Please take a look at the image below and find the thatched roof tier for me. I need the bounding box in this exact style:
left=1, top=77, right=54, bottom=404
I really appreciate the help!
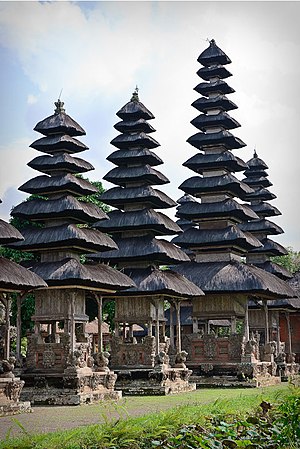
left=192, top=95, right=238, bottom=113
left=187, top=130, right=246, bottom=151
left=197, top=64, right=232, bottom=81
left=239, top=219, right=283, bottom=235
left=11, top=195, right=107, bottom=223
left=27, top=258, right=135, bottom=290
left=249, top=238, right=288, bottom=257
left=28, top=153, right=94, bottom=175
left=176, top=198, right=259, bottom=222
left=249, top=202, right=281, bottom=218
left=34, top=101, right=86, bottom=137
left=173, top=260, right=296, bottom=298
left=111, top=267, right=204, bottom=298
left=19, top=173, right=98, bottom=197
left=103, top=165, right=169, bottom=187
left=9, top=224, right=118, bottom=253
left=198, top=39, right=231, bottom=67
left=244, top=187, right=276, bottom=202
left=194, top=80, right=235, bottom=97
left=0, top=257, right=47, bottom=292
left=93, top=208, right=182, bottom=236
left=110, top=132, right=160, bottom=150
left=243, top=168, right=268, bottom=178
left=99, top=186, right=176, bottom=209
left=30, top=135, right=88, bottom=154
left=176, top=218, right=196, bottom=231
left=242, top=176, right=272, bottom=188
left=179, top=174, right=253, bottom=198
left=116, top=98, right=155, bottom=121
left=177, top=194, right=198, bottom=204
left=191, top=112, right=240, bottom=132
left=288, top=271, right=300, bottom=295
left=0, top=219, right=24, bottom=244
left=89, top=235, right=190, bottom=264
left=107, top=148, right=163, bottom=167
left=247, top=152, right=268, bottom=170
left=250, top=297, right=300, bottom=310
left=254, top=261, right=293, bottom=280
left=172, top=225, right=262, bottom=252
left=183, top=151, right=247, bottom=173
left=114, top=119, right=155, bottom=134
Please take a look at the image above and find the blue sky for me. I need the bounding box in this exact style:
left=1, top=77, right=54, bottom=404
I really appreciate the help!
left=0, top=1, right=299, bottom=249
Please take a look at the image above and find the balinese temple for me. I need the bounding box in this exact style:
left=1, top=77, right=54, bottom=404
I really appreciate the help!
left=8, top=100, right=135, bottom=405
left=240, top=150, right=299, bottom=376
left=172, top=39, right=296, bottom=386
left=0, top=199, right=46, bottom=415
left=89, top=89, right=204, bottom=395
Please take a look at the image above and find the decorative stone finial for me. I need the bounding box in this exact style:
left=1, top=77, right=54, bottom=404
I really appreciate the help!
left=209, top=38, right=216, bottom=45
left=131, top=85, right=139, bottom=102
left=253, top=149, right=258, bottom=158
left=54, top=98, right=65, bottom=115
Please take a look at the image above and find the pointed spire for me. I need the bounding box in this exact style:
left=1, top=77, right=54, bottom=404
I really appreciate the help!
left=131, top=86, right=139, bottom=102
left=54, top=98, right=65, bottom=115
left=253, top=149, right=258, bottom=158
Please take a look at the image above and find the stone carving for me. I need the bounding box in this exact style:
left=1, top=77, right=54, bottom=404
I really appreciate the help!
left=154, top=351, right=169, bottom=368
left=203, top=334, right=217, bottom=359
left=200, top=363, right=214, bottom=374
left=174, top=351, right=188, bottom=368
left=94, top=351, right=110, bottom=372
left=42, top=345, right=56, bottom=369
left=0, top=357, right=15, bottom=378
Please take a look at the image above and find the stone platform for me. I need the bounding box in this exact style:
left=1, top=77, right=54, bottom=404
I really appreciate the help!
left=0, top=377, right=31, bottom=416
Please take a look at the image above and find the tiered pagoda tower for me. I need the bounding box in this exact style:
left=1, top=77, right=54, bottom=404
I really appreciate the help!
left=172, top=39, right=295, bottom=385
left=89, top=89, right=203, bottom=395
left=9, top=99, right=135, bottom=405
left=0, top=199, right=46, bottom=414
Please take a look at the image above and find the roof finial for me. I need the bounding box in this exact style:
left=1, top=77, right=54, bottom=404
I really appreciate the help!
left=253, top=148, right=258, bottom=158
left=131, top=85, right=139, bottom=102
left=54, top=98, right=65, bottom=115
left=209, top=38, right=216, bottom=45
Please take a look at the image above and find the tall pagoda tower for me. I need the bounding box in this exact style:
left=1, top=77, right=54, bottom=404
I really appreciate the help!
left=173, top=39, right=295, bottom=385
left=89, top=89, right=203, bottom=395
left=0, top=199, right=46, bottom=414
left=9, top=99, right=135, bottom=405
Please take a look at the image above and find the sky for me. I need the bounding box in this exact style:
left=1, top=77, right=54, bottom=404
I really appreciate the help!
left=0, top=1, right=299, bottom=250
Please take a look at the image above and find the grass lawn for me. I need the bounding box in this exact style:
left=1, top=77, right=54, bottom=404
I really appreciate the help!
left=0, top=384, right=293, bottom=449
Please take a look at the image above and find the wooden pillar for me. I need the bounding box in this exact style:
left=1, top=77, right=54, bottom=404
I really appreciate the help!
left=147, top=320, right=152, bottom=336
left=155, top=300, right=160, bottom=355
left=231, top=316, right=236, bottom=334
left=4, top=295, right=10, bottom=360
left=70, top=291, right=76, bottom=353
left=192, top=317, right=198, bottom=334
left=97, top=295, right=103, bottom=353
left=175, top=300, right=182, bottom=353
left=169, top=303, right=175, bottom=349
left=285, top=312, right=292, bottom=354
left=129, top=324, right=133, bottom=339
left=276, top=311, right=281, bottom=353
left=263, top=300, right=269, bottom=344
left=244, top=301, right=250, bottom=341
left=115, top=322, right=119, bottom=337
left=16, top=294, right=22, bottom=361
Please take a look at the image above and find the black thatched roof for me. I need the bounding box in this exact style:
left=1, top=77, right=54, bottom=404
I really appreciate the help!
left=172, top=225, right=262, bottom=252
left=173, top=260, right=296, bottom=298
left=187, top=130, right=246, bottom=151
left=30, top=134, right=88, bottom=154
left=244, top=168, right=268, bottom=178
left=28, top=153, right=94, bottom=175
left=116, top=99, right=154, bottom=121
left=249, top=238, right=288, bottom=257
left=177, top=194, right=198, bottom=204
left=176, top=218, right=196, bottom=231
left=93, top=208, right=182, bottom=236
left=11, top=195, right=107, bottom=223
left=248, top=202, right=281, bottom=218
left=27, top=258, right=135, bottom=290
left=192, top=95, right=238, bottom=113
left=239, top=219, right=283, bottom=235
left=115, top=267, right=204, bottom=298
left=0, top=219, right=24, bottom=244
left=197, top=64, right=232, bottom=81
left=33, top=102, right=86, bottom=137
left=254, top=261, right=293, bottom=280
left=19, top=173, right=98, bottom=197
left=99, top=185, right=176, bottom=209
left=103, top=165, right=169, bottom=187
left=247, top=152, right=268, bottom=170
left=197, top=39, right=231, bottom=67
left=242, top=176, right=272, bottom=188
left=176, top=198, right=259, bottom=222
left=107, top=148, right=163, bottom=167
left=89, top=235, right=190, bottom=264
left=244, top=187, right=276, bottom=202
left=110, top=132, right=160, bottom=150
left=254, top=298, right=300, bottom=310
left=183, top=151, right=247, bottom=174
left=194, top=80, right=235, bottom=97
left=288, top=271, right=300, bottom=294
left=191, top=112, right=240, bottom=132
left=114, top=119, right=155, bottom=134
left=179, top=173, right=253, bottom=198
left=0, top=257, right=47, bottom=291
left=9, top=224, right=118, bottom=253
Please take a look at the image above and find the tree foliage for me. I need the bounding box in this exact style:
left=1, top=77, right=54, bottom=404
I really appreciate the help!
left=271, top=246, right=300, bottom=274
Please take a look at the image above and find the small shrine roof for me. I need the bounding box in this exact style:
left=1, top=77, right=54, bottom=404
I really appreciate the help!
left=248, top=201, right=281, bottom=218
left=197, top=39, right=231, bottom=67
left=194, top=79, right=235, bottom=96
left=0, top=218, right=24, bottom=244
left=191, top=112, right=240, bottom=132
left=116, top=98, right=154, bottom=121
left=249, top=238, right=288, bottom=257
left=110, top=132, right=160, bottom=150
left=242, top=176, right=272, bottom=188
left=183, top=151, right=247, bottom=173
left=0, top=257, right=47, bottom=292
left=192, top=95, right=238, bottom=113
left=99, top=185, right=176, bottom=209
left=197, top=64, right=232, bottom=81
left=187, top=130, right=246, bottom=151
left=114, top=118, right=155, bottom=134
left=93, top=208, right=182, bottom=236
left=28, top=153, right=94, bottom=175
left=247, top=151, right=268, bottom=170
left=103, top=164, right=169, bottom=187
left=30, top=134, right=88, bottom=155
left=253, top=261, right=293, bottom=280
left=244, top=187, right=276, bottom=202
left=107, top=148, right=163, bottom=167
left=239, top=218, right=283, bottom=235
